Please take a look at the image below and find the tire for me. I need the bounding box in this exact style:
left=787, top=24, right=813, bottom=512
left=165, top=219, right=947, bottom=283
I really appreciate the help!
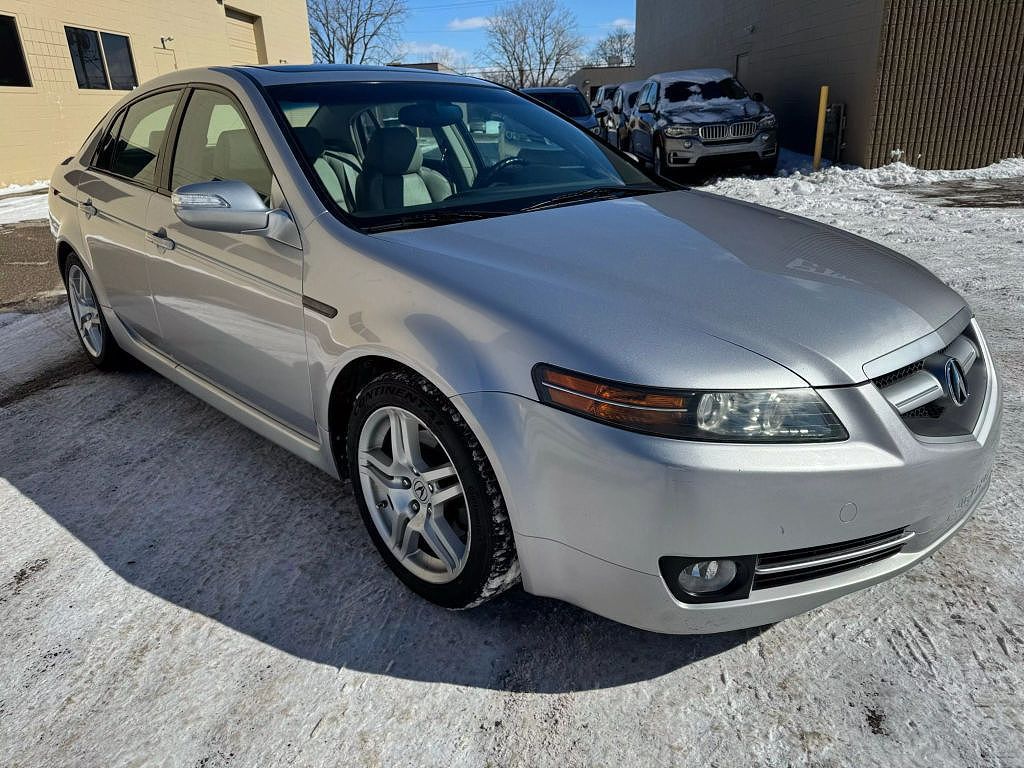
left=755, top=153, right=779, bottom=176
left=346, top=370, right=520, bottom=609
left=63, top=252, right=130, bottom=370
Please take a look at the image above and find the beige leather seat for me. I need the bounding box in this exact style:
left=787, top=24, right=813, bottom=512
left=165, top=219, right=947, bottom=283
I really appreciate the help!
left=293, top=126, right=356, bottom=210
left=213, top=129, right=273, bottom=200
left=355, top=127, right=452, bottom=212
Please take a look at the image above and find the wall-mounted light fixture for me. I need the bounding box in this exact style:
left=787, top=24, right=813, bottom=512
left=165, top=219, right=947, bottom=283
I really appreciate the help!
left=160, top=36, right=174, bottom=49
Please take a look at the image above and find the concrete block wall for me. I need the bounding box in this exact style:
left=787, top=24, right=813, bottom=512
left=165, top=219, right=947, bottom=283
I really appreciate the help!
left=0, top=0, right=312, bottom=186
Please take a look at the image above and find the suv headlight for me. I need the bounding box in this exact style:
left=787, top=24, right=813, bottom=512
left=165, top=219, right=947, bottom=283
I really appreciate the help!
left=758, top=114, right=777, bottom=130
left=664, top=124, right=698, bottom=138
left=534, top=365, right=847, bottom=442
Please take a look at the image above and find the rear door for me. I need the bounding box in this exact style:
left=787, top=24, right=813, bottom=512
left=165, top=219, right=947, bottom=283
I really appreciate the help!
left=77, top=88, right=183, bottom=344
left=146, top=86, right=315, bottom=436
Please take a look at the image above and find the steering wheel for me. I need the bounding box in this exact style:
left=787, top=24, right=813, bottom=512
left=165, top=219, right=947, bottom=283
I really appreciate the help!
left=475, top=156, right=529, bottom=188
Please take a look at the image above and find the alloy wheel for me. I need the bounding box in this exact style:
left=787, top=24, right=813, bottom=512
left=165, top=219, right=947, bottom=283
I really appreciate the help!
left=357, top=406, right=470, bottom=583
left=67, top=264, right=103, bottom=357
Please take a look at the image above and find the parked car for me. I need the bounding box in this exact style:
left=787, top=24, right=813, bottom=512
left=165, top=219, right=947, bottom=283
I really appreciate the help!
left=628, top=68, right=779, bottom=175
left=50, top=65, right=1000, bottom=634
left=590, top=84, right=620, bottom=140
left=521, top=86, right=601, bottom=134
left=606, top=79, right=645, bottom=149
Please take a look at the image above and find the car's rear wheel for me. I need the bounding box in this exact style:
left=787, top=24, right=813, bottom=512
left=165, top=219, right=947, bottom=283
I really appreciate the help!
left=346, top=370, right=519, bottom=608
left=64, top=254, right=129, bottom=370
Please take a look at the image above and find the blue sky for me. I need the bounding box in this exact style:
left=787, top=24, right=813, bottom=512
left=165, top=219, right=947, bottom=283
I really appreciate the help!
left=398, top=0, right=636, bottom=73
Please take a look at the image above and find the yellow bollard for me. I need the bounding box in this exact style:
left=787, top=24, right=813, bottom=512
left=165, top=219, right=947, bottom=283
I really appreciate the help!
left=812, top=85, right=829, bottom=171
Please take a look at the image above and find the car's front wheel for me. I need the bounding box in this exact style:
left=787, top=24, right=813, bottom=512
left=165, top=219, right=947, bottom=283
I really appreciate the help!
left=346, top=370, right=520, bottom=608
left=63, top=253, right=129, bottom=370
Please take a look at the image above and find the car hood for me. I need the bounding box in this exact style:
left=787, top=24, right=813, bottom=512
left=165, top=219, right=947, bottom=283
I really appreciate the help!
left=660, top=98, right=767, bottom=124
left=572, top=114, right=598, bottom=129
left=375, top=190, right=967, bottom=388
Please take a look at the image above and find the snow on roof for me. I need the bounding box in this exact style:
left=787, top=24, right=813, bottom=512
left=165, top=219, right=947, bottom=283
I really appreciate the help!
left=648, top=68, right=734, bottom=84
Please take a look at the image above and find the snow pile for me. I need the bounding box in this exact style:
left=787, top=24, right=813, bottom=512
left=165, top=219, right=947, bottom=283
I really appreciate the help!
left=706, top=155, right=1024, bottom=206
left=0, top=180, right=48, bottom=197
left=0, top=192, right=48, bottom=225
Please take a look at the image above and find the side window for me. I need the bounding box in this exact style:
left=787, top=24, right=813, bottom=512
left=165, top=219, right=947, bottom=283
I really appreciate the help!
left=171, top=89, right=272, bottom=203
left=354, top=110, right=380, bottom=153
left=93, top=110, right=126, bottom=171
left=102, top=90, right=180, bottom=186
left=0, top=14, right=31, bottom=87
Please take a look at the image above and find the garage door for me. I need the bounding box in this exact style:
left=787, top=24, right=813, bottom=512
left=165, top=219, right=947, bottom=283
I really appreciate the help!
left=224, top=8, right=263, bottom=65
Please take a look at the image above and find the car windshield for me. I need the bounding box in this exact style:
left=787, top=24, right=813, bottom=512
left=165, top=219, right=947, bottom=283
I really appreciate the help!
left=663, top=78, right=749, bottom=103
left=268, top=81, right=660, bottom=231
left=525, top=90, right=592, bottom=117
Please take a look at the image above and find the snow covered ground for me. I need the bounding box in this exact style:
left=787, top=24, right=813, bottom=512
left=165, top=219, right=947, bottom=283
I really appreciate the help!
left=1, top=161, right=1022, bottom=766
left=0, top=182, right=49, bottom=226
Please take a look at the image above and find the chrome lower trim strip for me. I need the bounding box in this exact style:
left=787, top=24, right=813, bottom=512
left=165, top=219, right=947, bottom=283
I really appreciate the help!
left=754, top=530, right=916, bottom=575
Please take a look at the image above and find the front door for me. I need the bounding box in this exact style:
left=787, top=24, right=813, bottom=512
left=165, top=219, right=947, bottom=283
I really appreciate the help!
left=78, top=88, right=182, bottom=345
left=146, top=87, right=315, bottom=436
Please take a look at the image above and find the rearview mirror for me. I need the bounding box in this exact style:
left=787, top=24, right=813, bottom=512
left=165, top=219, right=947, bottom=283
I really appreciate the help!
left=172, top=180, right=301, bottom=249
left=752, top=92, right=764, bottom=102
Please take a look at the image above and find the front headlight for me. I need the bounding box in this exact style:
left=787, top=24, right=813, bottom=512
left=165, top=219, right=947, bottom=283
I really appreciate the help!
left=758, top=114, right=777, bottom=130
left=534, top=365, right=847, bottom=442
left=664, top=124, right=698, bottom=138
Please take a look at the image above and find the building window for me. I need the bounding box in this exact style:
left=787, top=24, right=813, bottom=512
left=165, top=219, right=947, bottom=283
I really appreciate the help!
left=0, top=14, right=32, bottom=87
left=65, top=26, right=137, bottom=90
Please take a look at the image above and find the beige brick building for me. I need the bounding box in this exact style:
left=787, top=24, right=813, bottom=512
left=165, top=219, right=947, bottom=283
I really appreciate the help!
left=0, top=0, right=311, bottom=186
left=636, top=0, right=1024, bottom=169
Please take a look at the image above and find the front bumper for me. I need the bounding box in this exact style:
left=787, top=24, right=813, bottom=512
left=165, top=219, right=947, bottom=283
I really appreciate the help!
left=453, top=340, right=1001, bottom=634
left=663, top=129, right=777, bottom=167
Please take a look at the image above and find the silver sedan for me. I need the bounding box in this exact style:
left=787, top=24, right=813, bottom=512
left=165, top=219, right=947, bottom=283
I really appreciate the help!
left=49, top=65, right=1001, bottom=633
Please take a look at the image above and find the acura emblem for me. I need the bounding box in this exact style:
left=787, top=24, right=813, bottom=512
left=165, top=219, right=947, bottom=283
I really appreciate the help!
left=944, top=357, right=969, bottom=406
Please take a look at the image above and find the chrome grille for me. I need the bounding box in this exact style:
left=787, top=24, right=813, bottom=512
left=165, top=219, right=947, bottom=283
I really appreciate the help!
left=872, top=320, right=988, bottom=437
left=698, top=121, right=758, bottom=141
left=752, top=528, right=913, bottom=590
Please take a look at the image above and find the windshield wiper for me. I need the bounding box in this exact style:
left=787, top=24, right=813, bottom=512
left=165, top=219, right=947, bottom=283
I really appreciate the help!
left=520, top=186, right=658, bottom=213
left=363, top=208, right=515, bottom=233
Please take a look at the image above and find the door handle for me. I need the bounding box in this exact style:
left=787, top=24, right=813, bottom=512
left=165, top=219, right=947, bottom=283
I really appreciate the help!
left=145, top=231, right=175, bottom=251
left=81, top=201, right=97, bottom=218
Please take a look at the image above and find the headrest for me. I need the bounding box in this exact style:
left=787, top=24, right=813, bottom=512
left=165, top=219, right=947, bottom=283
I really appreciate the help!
left=148, top=130, right=165, bottom=152
left=214, top=129, right=264, bottom=172
left=293, top=126, right=324, bottom=160
left=364, top=127, right=422, bottom=175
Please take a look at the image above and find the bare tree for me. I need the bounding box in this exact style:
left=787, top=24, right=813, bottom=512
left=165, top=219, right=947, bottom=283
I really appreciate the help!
left=307, top=0, right=409, bottom=65
left=590, top=28, right=635, bottom=67
left=482, top=0, right=585, bottom=87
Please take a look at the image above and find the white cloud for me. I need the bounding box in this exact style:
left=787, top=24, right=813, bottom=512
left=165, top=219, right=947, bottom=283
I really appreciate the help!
left=447, top=16, right=491, bottom=31
left=609, top=18, right=635, bottom=30
left=397, top=41, right=469, bottom=67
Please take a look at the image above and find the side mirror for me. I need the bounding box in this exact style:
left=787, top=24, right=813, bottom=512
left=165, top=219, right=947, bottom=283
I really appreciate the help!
left=172, top=180, right=301, bottom=249
left=594, top=107, right=608, bottom=119
left=637, top=102, right=653, bottom=114
left=752, top=92, right=764, bottom=102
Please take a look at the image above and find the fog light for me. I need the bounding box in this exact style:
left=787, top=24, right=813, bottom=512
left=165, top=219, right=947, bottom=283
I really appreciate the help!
left=683, top=139, right=692, bottom=148
left=760, top=133, right=769, bottom=141
left=677, top=559, right=737, bottom=594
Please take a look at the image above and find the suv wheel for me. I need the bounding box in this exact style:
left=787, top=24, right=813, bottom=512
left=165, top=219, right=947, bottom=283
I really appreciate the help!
left=346, top=370, right=520, bottom=608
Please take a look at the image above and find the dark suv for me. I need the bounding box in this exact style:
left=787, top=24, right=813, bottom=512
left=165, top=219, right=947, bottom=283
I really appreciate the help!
left=521, top=86, right=600, bottom=134
left=627, top=68, right=778, bottom=175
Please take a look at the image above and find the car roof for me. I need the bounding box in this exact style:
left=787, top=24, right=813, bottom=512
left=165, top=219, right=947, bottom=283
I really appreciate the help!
left=646, top=68, right=734, bottom=85
left=521, top=86, right=581, bottom=93
left=133, top=63, right=505, bottom=91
